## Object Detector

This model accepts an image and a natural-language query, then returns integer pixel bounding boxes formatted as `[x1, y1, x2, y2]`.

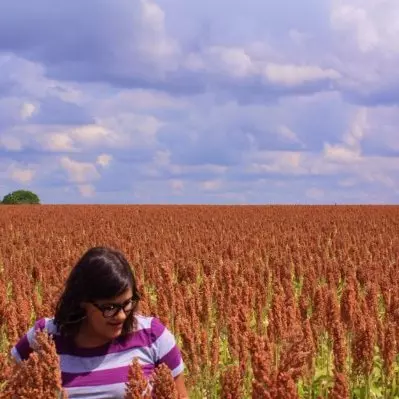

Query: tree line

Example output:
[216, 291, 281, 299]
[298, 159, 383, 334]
[1, 190, 40, 205]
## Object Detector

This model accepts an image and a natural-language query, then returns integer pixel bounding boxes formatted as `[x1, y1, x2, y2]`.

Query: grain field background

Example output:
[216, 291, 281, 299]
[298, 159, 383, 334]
[0, 205, 399, 398]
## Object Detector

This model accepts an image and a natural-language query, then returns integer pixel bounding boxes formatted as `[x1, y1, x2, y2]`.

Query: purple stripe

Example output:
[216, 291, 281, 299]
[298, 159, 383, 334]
[56, 326, 165, 357]
[54, 335, 71, 354]
[62, 364, 154, 388]
[34, 318, 46, 331]
[151, 318, 166, 339]
[158, 345, 181, 371]
[15, 335, 32, 360]
[14, 318, 46, 361]
[142, 363, 155, 377]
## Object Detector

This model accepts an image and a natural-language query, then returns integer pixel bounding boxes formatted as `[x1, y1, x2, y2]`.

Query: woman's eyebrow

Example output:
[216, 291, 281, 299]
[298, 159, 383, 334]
[102, 297, 132, 306]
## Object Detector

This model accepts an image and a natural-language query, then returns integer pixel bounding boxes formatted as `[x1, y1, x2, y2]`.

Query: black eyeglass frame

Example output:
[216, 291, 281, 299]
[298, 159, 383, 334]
[90, 294, 140, 318]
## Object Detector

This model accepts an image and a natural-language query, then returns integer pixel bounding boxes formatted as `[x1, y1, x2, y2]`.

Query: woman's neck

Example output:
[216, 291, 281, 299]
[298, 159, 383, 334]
[74, 323, 111, 348]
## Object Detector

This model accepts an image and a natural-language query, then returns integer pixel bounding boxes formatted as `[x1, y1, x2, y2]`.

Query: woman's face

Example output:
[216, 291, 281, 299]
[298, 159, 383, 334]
[80, 288, 134, 344]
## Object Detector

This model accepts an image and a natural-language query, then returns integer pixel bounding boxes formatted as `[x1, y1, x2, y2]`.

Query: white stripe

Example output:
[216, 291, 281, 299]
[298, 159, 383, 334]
[26, 317, 58, 348]
[65, 382, 128, 398]
[10, 346, 22, 363]
[171, 361, 185, 378]
[44, 317, 59, 335]
[135, 314, 153, 330]
[26, 325, 37, 346]
[60, 346, 153, 373]
[152, 328, 175, 359]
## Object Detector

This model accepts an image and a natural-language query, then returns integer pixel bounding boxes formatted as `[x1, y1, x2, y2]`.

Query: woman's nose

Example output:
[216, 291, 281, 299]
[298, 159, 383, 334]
[113, 307, 128, 321]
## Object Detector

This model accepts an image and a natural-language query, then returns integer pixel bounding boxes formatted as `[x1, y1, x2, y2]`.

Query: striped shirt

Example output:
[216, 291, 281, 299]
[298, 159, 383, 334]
[11, 314, 185, 398]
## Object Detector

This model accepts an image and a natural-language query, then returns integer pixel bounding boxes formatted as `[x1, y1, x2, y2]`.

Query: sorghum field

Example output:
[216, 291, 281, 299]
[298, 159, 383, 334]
[0, 205, 399, 398]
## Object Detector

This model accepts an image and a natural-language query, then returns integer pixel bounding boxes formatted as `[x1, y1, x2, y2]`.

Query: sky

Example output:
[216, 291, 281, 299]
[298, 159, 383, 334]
[1, 0, 399, 204]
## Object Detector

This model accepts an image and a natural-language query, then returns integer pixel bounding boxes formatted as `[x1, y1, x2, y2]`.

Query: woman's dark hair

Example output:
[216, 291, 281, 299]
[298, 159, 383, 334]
[54, 246, 140, 338]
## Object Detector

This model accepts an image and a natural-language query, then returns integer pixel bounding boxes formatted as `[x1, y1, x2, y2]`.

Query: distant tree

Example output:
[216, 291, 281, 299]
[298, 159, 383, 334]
[1, 190, 41, 205]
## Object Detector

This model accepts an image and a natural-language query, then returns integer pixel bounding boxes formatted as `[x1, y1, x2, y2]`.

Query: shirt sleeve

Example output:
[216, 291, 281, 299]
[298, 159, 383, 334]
[10, 317, 48, 362]
[151, 317, 185, 378]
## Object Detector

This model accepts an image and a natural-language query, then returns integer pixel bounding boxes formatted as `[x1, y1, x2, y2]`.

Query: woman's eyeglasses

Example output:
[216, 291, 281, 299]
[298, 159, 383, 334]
[91, 295, 139, 318]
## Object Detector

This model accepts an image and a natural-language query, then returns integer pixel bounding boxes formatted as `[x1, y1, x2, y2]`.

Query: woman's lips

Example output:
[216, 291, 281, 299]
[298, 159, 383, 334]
[108, 322, 123, 327]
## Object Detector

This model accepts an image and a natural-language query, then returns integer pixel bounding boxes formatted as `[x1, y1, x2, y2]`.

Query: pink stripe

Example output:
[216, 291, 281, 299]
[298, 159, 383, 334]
[142, 364, 155, 377]
[34, 318, 46, 331]
[62, 364, 154, 387]
[150, 318, 165, 339]
[14, 318, 46, 361]
[158, 345, 181, 371]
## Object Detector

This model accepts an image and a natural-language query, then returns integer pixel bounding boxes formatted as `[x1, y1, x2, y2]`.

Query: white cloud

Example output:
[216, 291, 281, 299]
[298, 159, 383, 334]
[343, 108, 367, 145]
[331, 1, 399, 54]
[20, 102, 38, 120]
[146, 147, 229, 179]
[100, 114, 163, 148]
[278, 125, 297, 141]
[7, 164, 35, 183]
[0, 136, 22, 151]
[96, 154, 113, 168]
[323, 108, 367, 163]
[323, 144, 361, 163]
[348, 105, 399, 152]
[71, 125, 110, 144]
[44, 133, 75, 152]
[78, 184, 96, 198]
[262, 64, 340, 86]
[329, 1, 399, 95]
[187, 45, 340, 88]
[248, 151, 305, 174]
[137, 0, 180, 61]
[60, 156, 100, 183]
[200, 179, 223, 191]
[331, 5, 380, 53]
[207, 47, 254, 78]
[25, 123, 123, 153]
[278, 125, 304, 146]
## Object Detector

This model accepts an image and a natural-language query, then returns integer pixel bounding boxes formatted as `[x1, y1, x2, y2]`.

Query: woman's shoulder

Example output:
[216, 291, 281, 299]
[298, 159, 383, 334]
[133, 314, 178, 350]
[133, 314, 184, 376]
[134, 314, 168, 336]
[31, 316, 60, 335]
[134, 313, 154, 329]
[10, 316, 60, 362]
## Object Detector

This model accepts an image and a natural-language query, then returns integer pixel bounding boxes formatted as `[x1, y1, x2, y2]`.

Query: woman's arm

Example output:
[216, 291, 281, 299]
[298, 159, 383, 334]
[174, 373, 189, 399]
[150, 317, 189, 397]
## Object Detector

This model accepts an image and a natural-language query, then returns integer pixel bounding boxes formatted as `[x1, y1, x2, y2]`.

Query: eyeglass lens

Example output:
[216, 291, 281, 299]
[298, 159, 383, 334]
[103, 299, 135, 317]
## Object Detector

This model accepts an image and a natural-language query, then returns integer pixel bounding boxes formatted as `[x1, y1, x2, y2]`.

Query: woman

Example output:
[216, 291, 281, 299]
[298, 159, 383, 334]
[11, 246, 189, 398]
